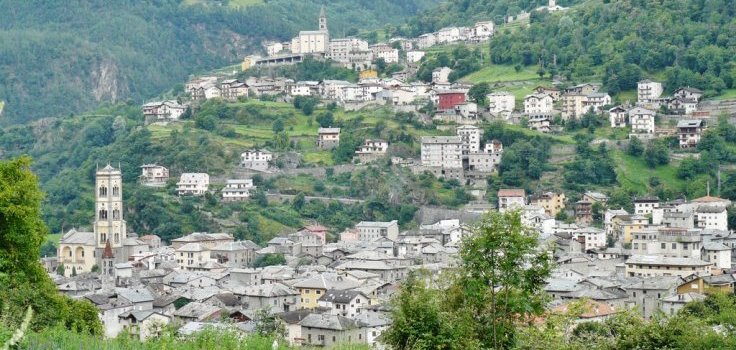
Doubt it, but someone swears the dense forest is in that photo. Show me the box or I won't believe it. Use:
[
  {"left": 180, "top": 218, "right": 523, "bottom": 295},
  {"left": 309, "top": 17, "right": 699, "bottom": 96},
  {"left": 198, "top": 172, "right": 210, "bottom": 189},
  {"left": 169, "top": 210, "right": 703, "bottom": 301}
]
[{"left": 0, "top": 0, "right": 439, "bottom": 124}]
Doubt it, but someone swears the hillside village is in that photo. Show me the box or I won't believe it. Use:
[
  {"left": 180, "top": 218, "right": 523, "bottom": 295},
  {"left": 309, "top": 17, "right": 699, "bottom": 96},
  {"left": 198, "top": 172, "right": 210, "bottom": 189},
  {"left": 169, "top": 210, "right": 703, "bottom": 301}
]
[{"left": 15, "top": 0, "right": 736, "bottom": 347}]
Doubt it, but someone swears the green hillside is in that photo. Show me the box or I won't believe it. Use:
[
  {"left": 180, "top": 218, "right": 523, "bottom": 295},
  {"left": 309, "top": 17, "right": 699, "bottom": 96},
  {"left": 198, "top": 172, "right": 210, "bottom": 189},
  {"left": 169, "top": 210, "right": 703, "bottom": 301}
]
[{"left": 0, "top": 0, "right": 440, "bottom": 125}]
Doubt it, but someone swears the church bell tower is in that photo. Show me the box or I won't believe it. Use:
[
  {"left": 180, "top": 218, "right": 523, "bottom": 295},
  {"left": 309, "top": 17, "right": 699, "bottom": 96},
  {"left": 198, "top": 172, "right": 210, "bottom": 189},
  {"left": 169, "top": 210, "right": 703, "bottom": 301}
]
[
  {"left": 319, "top": 5, "right": 327, "bottom": 31},
  {"left": 94, "top": 164, "right": 126, "bottom": 250}
]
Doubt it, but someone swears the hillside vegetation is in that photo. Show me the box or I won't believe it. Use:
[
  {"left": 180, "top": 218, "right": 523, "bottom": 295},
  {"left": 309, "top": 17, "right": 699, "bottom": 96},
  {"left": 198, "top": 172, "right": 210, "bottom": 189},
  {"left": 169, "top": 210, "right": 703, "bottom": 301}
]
[{"left": 0, "top": 0, "right": 439, "bottom": 125}]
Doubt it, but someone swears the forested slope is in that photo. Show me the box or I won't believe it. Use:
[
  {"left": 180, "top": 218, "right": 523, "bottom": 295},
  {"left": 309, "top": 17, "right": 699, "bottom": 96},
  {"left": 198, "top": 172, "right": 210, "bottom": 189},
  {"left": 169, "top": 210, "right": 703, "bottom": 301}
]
[{"left": 0, "top": 0, "right": 439, "bottom": 124}]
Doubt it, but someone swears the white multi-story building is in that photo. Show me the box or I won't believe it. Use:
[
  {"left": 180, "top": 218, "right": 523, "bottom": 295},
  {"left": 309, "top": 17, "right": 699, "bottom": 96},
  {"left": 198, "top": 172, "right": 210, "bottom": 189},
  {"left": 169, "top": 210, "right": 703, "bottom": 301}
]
[
  {"left": 472, "top": 21, "right": 495, "bottom": 40},
  {"left": 432, "top": 67, "right": 453, "bottom": 84},
  {"left": 456, "top": 125, "right": 482, "bottom": 154},
  {"left": 420, "top": 136, "right": 463, "bottom": 168},
  {"left": 139, "top": 164, "right": 169, "bottom": 186},
  {"left": 221, "top": 179, "right": 256, "bottom": 202},
  {"left": 327, "top": 38, "right": 369, "bottom": 63},
  {"left": 583, "top": 93, "right": 612, "bottom": 113},
  {"left": 524, "top": 93, "right": 554, "bottom": 116},
  {"left": 240, "top": 150, "right": 273, "bottom": 172},
  {"left": 609, "top": 106, "right": 627, "bottom": 128},
  {"left": 142, "top": 100, "right": 187, "bottom": 123},
  {"left": 629, "top": 107, "right": 656, "bottom": 134},
  {"left": 354, "top": 139, "right": 388, "bottom": 163},
  {"left": 370, "top": 44, "right": 399, "bottom": 64},
  {"left": 176, "top": 173, "right": 210, "bottom": 196},
  {"left": 498, "top": 188, "right": 526, "bottom": 213},
  {"left": 696, "top": 206, "right": 728, "bottom": 231},
  {"left": 638, "top": 80, "right": 663, "bottom": 103},
  {"left": 487, "top": 91, "right": 515, "bottom": 114},
  {"left": 416, "top": 33, "right": 437, "bottom": 49},
  {"left": 356, "top": 220, "right": 399, "bottom": 241},
  {"left": 677, "top": 119, "right": 705, "bottom": 149},
  {"left": 406, "top": 50, "right": 426, "bottom": 63},
  {"left": 436, "top": 27, "right": 462, "bottom": 43}
]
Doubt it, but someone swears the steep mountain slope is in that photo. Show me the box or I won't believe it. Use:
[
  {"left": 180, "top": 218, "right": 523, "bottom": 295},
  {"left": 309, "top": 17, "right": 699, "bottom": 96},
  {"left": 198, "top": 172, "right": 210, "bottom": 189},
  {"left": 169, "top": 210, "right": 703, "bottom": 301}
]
[{"left": 0, "top": 0, "right": 439, "bottom": 124}]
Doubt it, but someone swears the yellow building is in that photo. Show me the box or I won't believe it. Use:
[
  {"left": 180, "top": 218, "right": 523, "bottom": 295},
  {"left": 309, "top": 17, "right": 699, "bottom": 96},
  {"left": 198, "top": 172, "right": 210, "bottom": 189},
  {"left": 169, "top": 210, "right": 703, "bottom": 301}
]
[
  {"left": 611, "top": 214, "right": 649, "bottom": 244},
  {"left": 359, "top": 69, "right": 378, "bottom": 79},
  {"left": 292, "top": 273, "right": 360, "bottom": 309},
  {"left": 530, "top": 192, "right": 566, "bottom": 217}
]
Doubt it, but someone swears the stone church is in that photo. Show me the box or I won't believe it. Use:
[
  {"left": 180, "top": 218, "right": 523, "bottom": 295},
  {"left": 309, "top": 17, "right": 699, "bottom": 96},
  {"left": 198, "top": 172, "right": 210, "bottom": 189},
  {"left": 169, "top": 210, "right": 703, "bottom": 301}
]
[{"left": 58, "top": 164, "right": 148, "bottom": 277}]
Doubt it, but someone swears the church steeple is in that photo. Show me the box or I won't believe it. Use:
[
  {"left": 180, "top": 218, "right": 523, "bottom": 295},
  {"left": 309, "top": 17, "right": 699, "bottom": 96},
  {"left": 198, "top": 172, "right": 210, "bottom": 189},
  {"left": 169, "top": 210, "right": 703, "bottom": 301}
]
[
  {"left": 94, "top": 164, "right": 126, "bottom": 249},
  {"left": 319, "top": 5, "right": 327, "bottom": 31}
]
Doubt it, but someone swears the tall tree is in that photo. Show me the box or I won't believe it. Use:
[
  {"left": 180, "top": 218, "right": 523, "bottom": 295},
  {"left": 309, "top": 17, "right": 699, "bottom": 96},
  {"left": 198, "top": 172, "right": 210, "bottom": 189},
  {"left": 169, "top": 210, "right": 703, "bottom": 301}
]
[{"left": 0, "top": 157, "right": 101, "bottom": 334}]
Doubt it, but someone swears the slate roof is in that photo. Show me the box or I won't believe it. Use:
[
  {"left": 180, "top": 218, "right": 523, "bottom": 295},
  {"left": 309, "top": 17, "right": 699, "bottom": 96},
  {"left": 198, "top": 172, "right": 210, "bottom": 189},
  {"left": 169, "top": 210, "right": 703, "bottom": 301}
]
[
  {"left": 299, "top": 314, "right": 359, "bottom": 330},
  {"left": 318, "top": 289, "right": 366, "bottom": 304}
]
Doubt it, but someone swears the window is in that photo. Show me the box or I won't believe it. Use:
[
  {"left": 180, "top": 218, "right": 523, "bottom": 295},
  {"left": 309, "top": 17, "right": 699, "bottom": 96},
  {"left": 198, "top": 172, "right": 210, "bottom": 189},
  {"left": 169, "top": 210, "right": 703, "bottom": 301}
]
[
  {"left": 112, "top": 186, "right": 119, "bottom": 196},
  {"left": 661, "top": 243, "right": 666, "bottom": 249},
  {"left": 99, "top": 186, "right": 107, "bottom": 196},
  {"left": 99, "top": 209, "right": 108, "bottom": 220}
]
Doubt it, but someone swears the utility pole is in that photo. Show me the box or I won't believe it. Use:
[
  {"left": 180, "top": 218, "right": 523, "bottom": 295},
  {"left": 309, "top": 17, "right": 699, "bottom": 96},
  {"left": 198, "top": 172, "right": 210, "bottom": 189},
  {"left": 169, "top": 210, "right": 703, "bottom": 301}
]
[{"left": 717, "top": 164, "right": 722, "bottom": 196}]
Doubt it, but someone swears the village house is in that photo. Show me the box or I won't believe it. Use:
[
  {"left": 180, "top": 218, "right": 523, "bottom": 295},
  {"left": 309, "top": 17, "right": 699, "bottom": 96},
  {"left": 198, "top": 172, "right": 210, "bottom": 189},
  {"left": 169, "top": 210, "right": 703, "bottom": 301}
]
[
  {"left": 240, "top": 149, "right": 273, "bottom": 172},
  {"left": 524, "top": 93, "right": 554, "bottom": 116},
  {"left": 317, "top": 127, "right": 341, "bottom": 149},
  {"left": 498, "top": 188, "right": 526, "bottom": 213},
  {"left": 487, "top": 91, "right": 515, "bottom": 115},
  {"left": 530, "top": 192, "right": 566, "bottom": 217},
  {"left": 436, "top": 26, "right": 463, "bottom": 43},
  {"left": 419, "top": 136, "right": 463, "bottom": 179},
  {"left": 674, "top": 86, "right": 704, "bottom": 102},
  {"left": 354, "top": 139, "right": 388, "bottom": 163},
  {"left": 290, "top": 81, "right": 320, "bottom": 96},
  {"left": 176, "top": 173, "right": 209, "bottom": 196},
  {"left": 318, "top": 290, "right": 370, "bottom": 318},
  {"left": 676, "top": 119, "right": 705, "bottom": 148},
  {"left": 583, "top": 92, "right": 612, "bottom": 113},
  {"left": 696, "top": 206, "right": 728, "bottom": 231},
  {"left": 118, "top": 311, "right": 170, "bottom": 341},
  {"left": 575, "top": 200, "right": 593, "bottom": 224},
  {"left": 528, "top": 115, "right": 552, "bottom": 133},
  {"left": 628, "top": 107, "right": 656, "bottom": 134},
  {"left": 293, "top": 273, "right": 361, "bottom": 309},
  {"left": 327, "top": 38, "right": 370, "bottom": 63},
  {"left": 370, "top": 43, "right": 399, "bottom": 64},
  {"left": 416, "top": 33, "right": 437, "bottom": 49},
  {"left": 609, "top": 106, "right": 627, "bottom": 128},
  {"left": 633, "top": 197, "right": 660, "bottom": 215},
  {"left": 432, "top": 67, "right": 453, "bottom": 84},
  {"left": 142, "top": 100, "right": 187, "bottom": 124},
  {"left": 637, "top": 80, "right": 663, "bottom": 103},
  {"left": 171, "top": 232, "right": 234, "bottom": 250},
  {"left": 221, "top": 179, "right": 256, "bottom": 202},
  {"left": 139, "top": 164, "right": 169, "bottom": 186},
  {"left": 356, "top": 220, "right": 400, "bottom": 241},
  {"left": 406, "top": 50, "right": 425, "bottom": 63},
  {"left": 456, "top": 125, "right": 482, "bottom": 154},
  {"left": 625, "top": 255, "right": 711, "bottom": 278},
  {"left": 219, "top": 79, "right": 249, "bottom": 100},
  {"left": 299, "top": 313, "right": 364, "bottom": 347},
  {"left": 533, "top": 86, "right": 561, "bottom": 101},
  {"left": 472, "top": 21, "right": 495, "bottom": 40}
]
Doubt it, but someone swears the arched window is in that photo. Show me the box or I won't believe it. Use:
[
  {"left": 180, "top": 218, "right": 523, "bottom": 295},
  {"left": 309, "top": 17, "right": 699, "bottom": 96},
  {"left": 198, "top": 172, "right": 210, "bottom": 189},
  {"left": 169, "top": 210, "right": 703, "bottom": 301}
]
[
  {"left": 99, "top": 209, "right": 108, "bottom": 220},
  {"left": 99, "top": 186, "right": 108, "bottom": 196},
  {"left": 112, "top": 186, "right": 119, "bottom": 196},
  {"left": 114, "top": 233, "right": 119, "bottom": 243},
  {"left": 112, "top": 209, "right": 120, "bottom": 220}
]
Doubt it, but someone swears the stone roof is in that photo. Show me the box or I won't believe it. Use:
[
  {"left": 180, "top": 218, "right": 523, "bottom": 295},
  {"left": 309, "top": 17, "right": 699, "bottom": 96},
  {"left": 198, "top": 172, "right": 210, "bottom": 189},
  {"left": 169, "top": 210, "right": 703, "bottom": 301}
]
[
  {"left": 298, "top": 313, "right": 359, "bottom": 330},
  {"left": 498, "top": 188, "right": 525, "bottom": 197},
  {"left": 625, "top": 255, "right": 711, "bottom": 267},
  {"left": 116, "top": 287, "right": 154, "bottom": 304},
  {"left": 174, "top": 302, "right": 220, "bottom": 320},
  {"left": 60, "top": 229, "right": 95, "bottom": 246},
  {"left": 318, "top": 289, "right": 366, "bottom": 304}
]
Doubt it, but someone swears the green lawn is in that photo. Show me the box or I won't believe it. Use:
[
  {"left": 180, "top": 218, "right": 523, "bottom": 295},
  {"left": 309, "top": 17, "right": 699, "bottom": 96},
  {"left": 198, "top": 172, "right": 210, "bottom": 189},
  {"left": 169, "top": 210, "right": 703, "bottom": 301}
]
[
  {"left": 302, "top": 151, "right": 334, "bottom": 166},
  {"left": 713, "top": 89, "right": 736, "bottom": 100},
  {"left": 182, "top": 0, "right": 263, "bottom": 8},
  {"left": 461, "top": 64, "right": 540, "bottom": 84},
  {"left": 612, "top": 150, "right": 684, "bottom": 193}
]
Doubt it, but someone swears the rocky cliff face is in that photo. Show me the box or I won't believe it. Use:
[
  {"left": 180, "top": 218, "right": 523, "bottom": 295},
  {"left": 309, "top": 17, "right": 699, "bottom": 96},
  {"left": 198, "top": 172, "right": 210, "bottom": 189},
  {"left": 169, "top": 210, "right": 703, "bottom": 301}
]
[{"left": 91, "top": 58, "right": 127, "bottom": 104}]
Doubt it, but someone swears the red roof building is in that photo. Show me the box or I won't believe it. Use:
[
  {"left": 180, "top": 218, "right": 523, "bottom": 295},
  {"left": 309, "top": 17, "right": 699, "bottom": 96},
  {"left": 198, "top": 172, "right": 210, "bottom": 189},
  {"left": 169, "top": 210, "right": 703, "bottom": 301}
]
[{"left": 438, "top": 91, "right": 466, "bottom": 111}]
